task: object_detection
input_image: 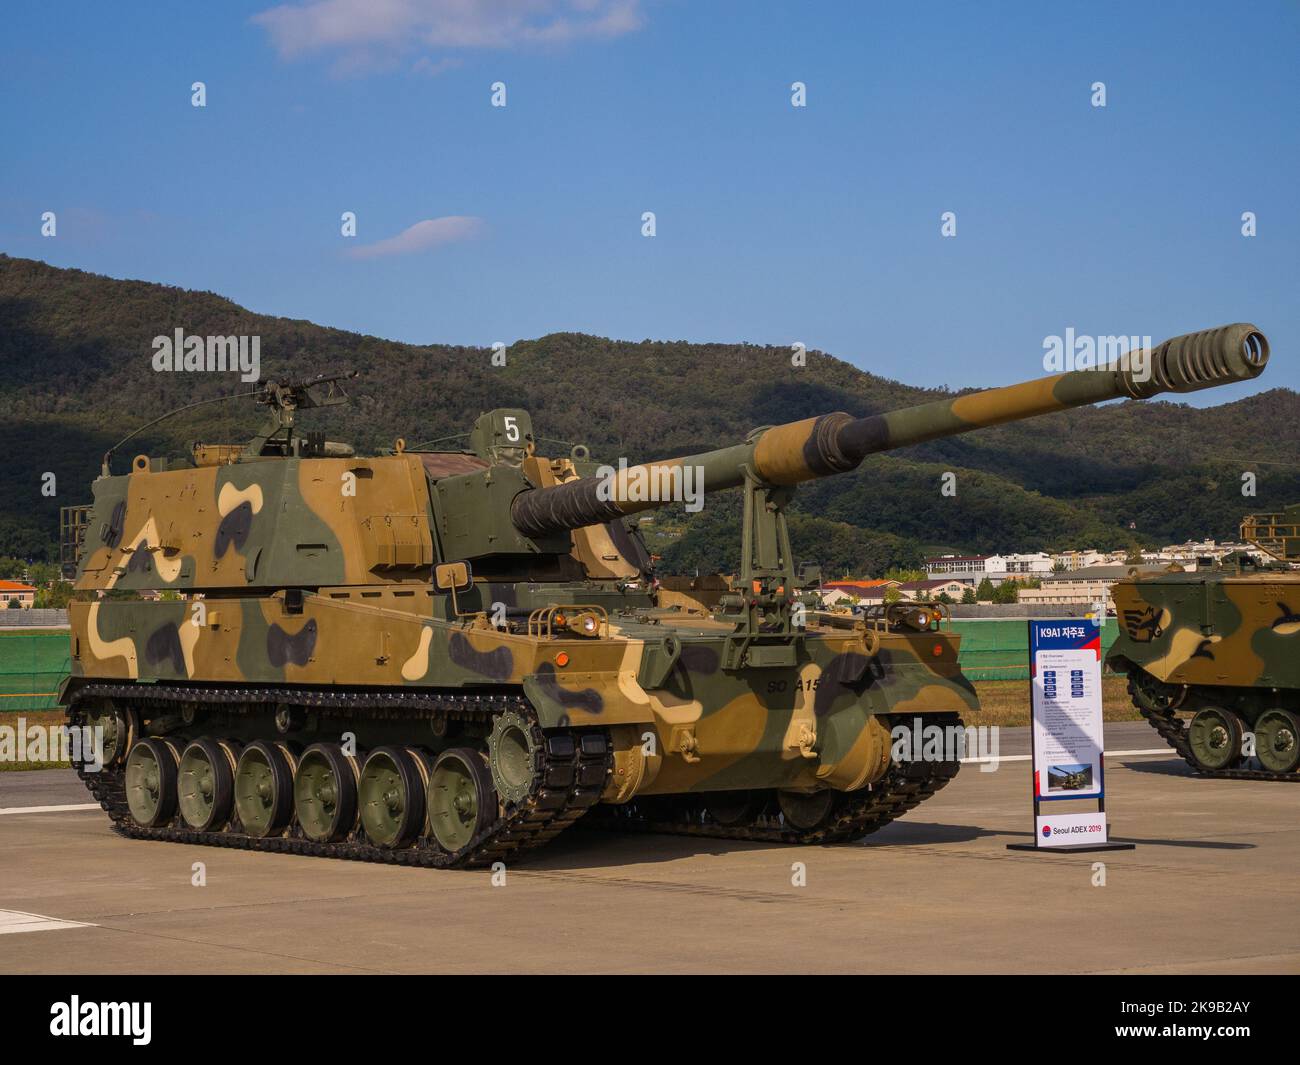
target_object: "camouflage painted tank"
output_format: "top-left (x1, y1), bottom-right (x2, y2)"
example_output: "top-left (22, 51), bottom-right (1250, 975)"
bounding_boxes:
top-left (61, 324), bottom-right (1268, 866)
top-left (1107, 498), bottom-right (1300, 780)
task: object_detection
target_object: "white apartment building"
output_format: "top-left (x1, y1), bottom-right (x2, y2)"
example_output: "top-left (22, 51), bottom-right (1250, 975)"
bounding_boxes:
top-left (925, 555), bottom-right (990, 584)
top-left (926, 552), bottom-right (1054, 586)
top-left (1143, 540), bottom-right (1267, 566)
top-left (998, 552), bottom-right (1054, 580)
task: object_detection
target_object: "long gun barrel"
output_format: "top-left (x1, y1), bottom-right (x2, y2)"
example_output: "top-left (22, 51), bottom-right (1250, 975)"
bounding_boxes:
top-left (511, 323), bottom-right (1269, 538)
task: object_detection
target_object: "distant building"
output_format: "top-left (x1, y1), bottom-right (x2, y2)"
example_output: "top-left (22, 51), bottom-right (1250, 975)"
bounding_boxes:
top-left (0, 580), bottom-right (37, 608)
top-left (997, 552), bottom-right (1054, 581)
top-left (820, 579), bottom-right (898, 608)
top-left (897, 578), bottom-right (968, 602)
top-left (1050, 550), bottom-right (1106, 572)
top-left (1144, 540), bottom-right (1267, 565)
top-left (847, 578), bottom-right (967, 606)
top-left (926, 552), bottom-right (1053, 586)
top-left (1017, 564), bottom-right (1165, 611)
top-left (925, 555), bottom-right (991, 584)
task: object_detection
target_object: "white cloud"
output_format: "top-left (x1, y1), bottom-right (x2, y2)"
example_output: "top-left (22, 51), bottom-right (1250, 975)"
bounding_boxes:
top-left (253, 0), bottom-right (644, 72)
top-left (346, 216), bottom-right (486, 260)
top-left (410, 55), bottom-right (464, 76)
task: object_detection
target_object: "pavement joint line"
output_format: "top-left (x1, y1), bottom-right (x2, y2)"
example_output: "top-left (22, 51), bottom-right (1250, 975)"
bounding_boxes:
top-left (517, 869), bottom-right (800, 904)
top-left (62, 920), bottom-right (397, 974)
top-left (1086, 949), bottom-right (1300, 975)
top-left (856, 843), bottom-right (1289, 879)
top-left (960, 748), bottom-right (1173, 764)
top-left (84, 886), bottom-right (480, 921)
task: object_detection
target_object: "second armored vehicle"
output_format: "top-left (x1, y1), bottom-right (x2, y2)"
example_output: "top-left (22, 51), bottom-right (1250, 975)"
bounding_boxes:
top-left (1108, 500), bottom-right (1299, 779)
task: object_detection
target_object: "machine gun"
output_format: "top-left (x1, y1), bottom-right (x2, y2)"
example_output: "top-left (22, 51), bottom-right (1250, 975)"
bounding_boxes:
top-left (244, 370), bottom-right (359, 458)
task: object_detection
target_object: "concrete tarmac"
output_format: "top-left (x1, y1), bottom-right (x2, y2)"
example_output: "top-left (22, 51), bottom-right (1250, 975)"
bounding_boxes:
top-left (1, 733), bottom-right (1297, 974)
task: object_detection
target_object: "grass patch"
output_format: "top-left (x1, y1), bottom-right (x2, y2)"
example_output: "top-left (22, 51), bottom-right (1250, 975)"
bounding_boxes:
top-left (970, 675), bottom-right (1136, 728)
top-left (0, 708), bottom-right (71, 771)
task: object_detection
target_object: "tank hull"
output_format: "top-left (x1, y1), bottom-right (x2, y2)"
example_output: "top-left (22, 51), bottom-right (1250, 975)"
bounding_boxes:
top-left (68, 592), bottom-right (976, 798)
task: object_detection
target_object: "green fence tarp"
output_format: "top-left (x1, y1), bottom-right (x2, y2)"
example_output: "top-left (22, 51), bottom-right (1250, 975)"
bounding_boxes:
top-left (949, 618), bottom-right (1119, 681)
top-left (0, 623), bottom-right (1115, 707)
top-left (0, 632), bottom-right (71, 712)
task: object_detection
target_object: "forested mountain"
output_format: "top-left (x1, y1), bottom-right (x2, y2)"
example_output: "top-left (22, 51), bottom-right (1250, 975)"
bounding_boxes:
top-left (2, 253), bottom-right (1296, 574)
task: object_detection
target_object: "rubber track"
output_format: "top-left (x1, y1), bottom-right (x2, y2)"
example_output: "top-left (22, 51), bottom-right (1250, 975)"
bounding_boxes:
top-left (67, 682), bottom-right (612, 868)
top-left (584, 716), bottom-right (963, 844)
top-left (1132, 680), bottom-right (1300, 783)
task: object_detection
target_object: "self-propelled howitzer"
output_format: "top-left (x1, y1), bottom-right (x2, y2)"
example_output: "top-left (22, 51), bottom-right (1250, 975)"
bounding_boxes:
top-left (60, 323), bottom-right (1267, 868)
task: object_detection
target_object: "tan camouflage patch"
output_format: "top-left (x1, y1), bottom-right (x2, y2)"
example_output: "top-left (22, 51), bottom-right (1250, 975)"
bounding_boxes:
top-left (86, 602), bottom-right (138, 679)
top-left (401, 625), bottom-right (434, 681)
top-left (217, 481), bottom-right (264, 516)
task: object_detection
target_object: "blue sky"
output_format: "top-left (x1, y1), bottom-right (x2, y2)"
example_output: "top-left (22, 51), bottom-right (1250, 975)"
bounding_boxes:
top-left (1, 0), bottom-right (1296, 401)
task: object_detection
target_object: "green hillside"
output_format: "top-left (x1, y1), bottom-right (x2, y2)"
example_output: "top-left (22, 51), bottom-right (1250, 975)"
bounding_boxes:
top-left (1, 253), bottom-right (1296, 575)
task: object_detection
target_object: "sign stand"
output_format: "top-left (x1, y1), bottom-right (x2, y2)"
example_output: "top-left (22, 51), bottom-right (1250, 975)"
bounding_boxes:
top-left (1007, 618), bottom-right (1135, 854)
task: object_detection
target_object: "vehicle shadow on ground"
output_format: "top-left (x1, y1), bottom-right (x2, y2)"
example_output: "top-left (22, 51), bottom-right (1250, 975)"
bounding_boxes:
top-left (1117, 758), bottom-right (1197, 777)
top-left (533, 818), bottom-right (1007, 867)
top-left (863, 821), bottom-right (1005, 846)
top-left (529, 828), bottom-right (776, 867)
top-left (1106, 835), bottom-right (1254, 850)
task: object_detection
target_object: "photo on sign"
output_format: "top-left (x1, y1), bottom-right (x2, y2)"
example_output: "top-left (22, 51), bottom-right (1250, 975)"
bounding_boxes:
top-left (1047, 762), bottom-right (1093, 792)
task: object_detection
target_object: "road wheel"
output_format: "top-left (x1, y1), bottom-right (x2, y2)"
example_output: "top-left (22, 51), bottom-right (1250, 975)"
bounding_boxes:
top-left (360, 746), bottom-right (428, 848)
top-left (427, 747), bottom-right (496, 855)
top-left (178, 738), bottom-right (240, 831)
top-left (1187, 707), bottom-right (1244, 771)
top-left (778, 788), bottom-right (837, 831)
top-left (294, 743), bottom-right (359, 843)
top-left (1255, 708), bottom-right (1300, 774)
top-left (234, 740), bottom-right (296, 838)
top-left (705, 790), bottom-right (765, 827)
top-left (124, 738), bottom-right (180, 828)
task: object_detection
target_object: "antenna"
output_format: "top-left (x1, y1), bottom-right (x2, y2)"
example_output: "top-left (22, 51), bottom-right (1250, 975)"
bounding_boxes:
top-left (102, 387), bottom-right (261, 476)
top-left (101, 369), bottom-right (358, 475)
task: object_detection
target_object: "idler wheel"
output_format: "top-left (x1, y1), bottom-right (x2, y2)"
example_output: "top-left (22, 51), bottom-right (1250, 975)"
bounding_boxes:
top-left (293, 743), bottom-right (360, 843)
top-left (1130, 672), bottom-right (1179, 713)
top-left (82, 705), bottom-right (137, 768)
top-left (488, 709), bottom-right (541, 807)
top-left (427, 747), bottom-right (497, 855)
top-left (234, 740), bottom-right (297, 838)
top-left (1187, 707), bottom-right (1244, 772)
top-left (178, 738), bottom-right (240, 832)
top-left (124, 738), bottom-right (181, 828)
top-left (1255, 708), bottom-right (1300, 774)
top-left (359, 746), bottom-right (429, 848)
top-left (778, 788), bottom-right (837, 831)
